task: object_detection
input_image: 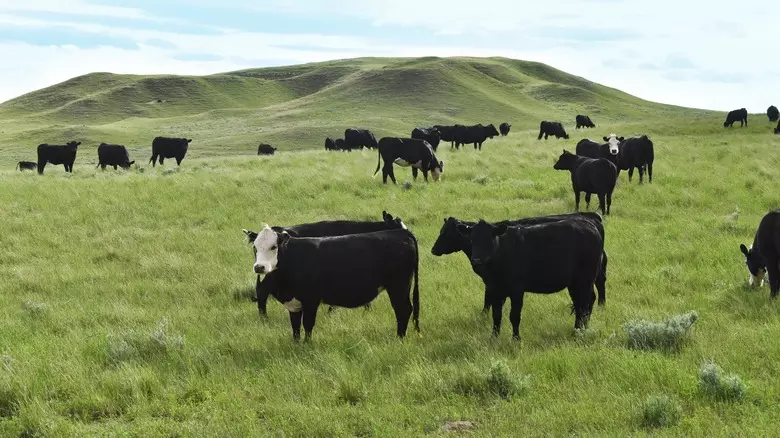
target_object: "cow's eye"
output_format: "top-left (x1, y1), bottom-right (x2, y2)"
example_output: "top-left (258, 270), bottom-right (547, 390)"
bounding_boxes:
top-left (270, 245), bottom-right (277, 250)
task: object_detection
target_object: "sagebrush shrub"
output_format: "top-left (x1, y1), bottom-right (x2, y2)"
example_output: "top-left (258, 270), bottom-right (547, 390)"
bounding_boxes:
top-left (623, 311), bottom-right (698, 352)
top-left (453, 359), bottom-right (531, 400)
top-left (640, 395), bottom-right (681, 429)
top-left (699, 362), bottom-right (746, 402)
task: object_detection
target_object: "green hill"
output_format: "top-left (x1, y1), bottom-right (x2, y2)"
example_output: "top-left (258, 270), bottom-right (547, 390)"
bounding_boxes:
top-left (0, 56), bottom-right (718, 163)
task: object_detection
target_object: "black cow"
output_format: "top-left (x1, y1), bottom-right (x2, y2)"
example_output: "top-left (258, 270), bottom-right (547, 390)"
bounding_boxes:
top-left (575, 138), bottom-right (620, 167)
top-left (538, 121), bottom-right (569, 140)
top-left (257, 144), bottom-right (277, 155)
top-left (454, 124), bottom-right (500, 150)
top-left (249, 226), bottom-right (420, 341)
top-left (335, 138), bottom-right (350, 151)
top-left (374, 137), bottom-right (443, 184)
top-left (411, 127), bottom-right (441, 152)
top-left (325, 137), bottom-right (338, 151)
top-left (576, 115), bottom-right (596, 129)
top-left (740, 210), bottom-right (780, 299)
top-left (455, 218), bottom-right (604, 339)
top-left (768, 105), bottom-right (779, 122)
top-left (149, 137), bottom-right (191, 167)
top-left (432, 125), bottom-right (460, 148)
top-left (244, 211), bottom-right (407, 317)
top-left (16, 161), bottom-right (36, 171)
top-left (96, 143), bottom-right (134, 170)
top-left (431, 213), bottom-right (608, 312)
top-left (345, 128), bottom-right (378, 150)
top-left (612, 134), bottom-right (655, 183)
top-left (499, 122), bottom-right (511, 136)
top-left (724, 108), bottom-right (748, 127)
top-left (554, 150), bottom-right (617, 216)
top-left (36, 141), bottom-right (81, 174)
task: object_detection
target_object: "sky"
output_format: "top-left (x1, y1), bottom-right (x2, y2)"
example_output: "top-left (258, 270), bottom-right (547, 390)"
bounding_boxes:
top-left (0, 0), bottom-right (776, 111)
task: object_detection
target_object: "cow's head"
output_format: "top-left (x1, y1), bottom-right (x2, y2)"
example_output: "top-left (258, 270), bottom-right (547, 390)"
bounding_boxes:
top-left (431, 217), bottom-right (467, 256)
top-left (67, 141), bottom-right (82, 148)
top-left (456, 219), bottom-right (507, 266)
top-left (247, 225), bottom-right (285, 274)
top-left (603, 134), bottom-right (623, 155)
top-left (740, 244), bottom-right (766, 287)
top-left (187, 139), bottom-right (193, 143)
top-left (121, 160), bottom-right (136, 169)
top-left (553, 149), bottom-right (577, 170)
top-left (382, 210), bottom-right (407, 229)
top-left (431, 159), bottom-right (444, 181)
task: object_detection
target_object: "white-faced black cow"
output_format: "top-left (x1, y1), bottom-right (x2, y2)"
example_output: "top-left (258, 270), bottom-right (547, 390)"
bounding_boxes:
top-left (740, 210), bottom-right (780, 299)
top-left (538, 121), bottom-right (569, 140)
top-left (455, 218), bottom-right (604, 339)
top-left (149, 137), bottom-right (191, 167)
top-left (374, 137), bottom-right (443, 184)
top-left (453, 124), bottom-right (500, 150)
top-left (554, 150), bottom-right (617, 216)
top-left (249, 226), bottom-right (420, 341)
top-left (325, 137), bottom-right (338, 151)
top-left (411, 127), bottom-right (441, 151)
top-left (244, 211), bottom-right (408, 317)
top-left (724, 108), bottom-right (748, 127)
top-left (16, 161), bottom-right (36, 171)
top-left (499, 122), bottom-right (511, 136)
top-left (96, 143), bottom-right (135, 170)
top-left (611, 134), bottom-right (655, 183)
top-left (257, 143), bottom-right (277, 155)
top-left (431, 213), bottom-right (608, 312)
top-left (768, 105), bottom-right (779, 122)
top-left (36, 141), bottom-right (81, 174)
top-left (345, 128), bottom-right (378, 150)
top-left (575, 115), bottom-right (596, 129)
top-left (575, 137), bottom-right (620, 168)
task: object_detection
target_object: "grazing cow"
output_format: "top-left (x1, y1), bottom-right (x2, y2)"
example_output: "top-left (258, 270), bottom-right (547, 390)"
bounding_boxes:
top-left (36, 141), bottom-right (81, 174)
top-left (453, 124), bottom-right (500, 150)
top-left (576, 137), bottom-right (620, 167)
top-left (345, 128), bottom-right (378, 150)
top-left (96, 143), bottom-right (134, 170)
top-left (455, 218), bottom-right (604, 339)
top-left (411, 127), bottom-right (441, 151)
top-left (724, 108), bottom-right (748, 127)
top-left (768, 105), bottom-right (779, 122)
top-left (249, 226), bottom-right (420, 341)
top-left (244, 211), bottom-right (407, 317)
top-left (325, 137), bottom-right (338, 151)
top-left (554, 150), bottom-right (617, 216)
top-left (334, 138), bottom-right (350, 151)
top-left (16, 161), bottom-right (36, 171)
top-left (538, 121), bottom-right (570, 140)
top-left (576, 115), bottom-right (596, 129)
top-left (614, 135), bottom-right (655, 183)
top-left (499, 122), bottom-right (511, 136)
top-left (149, 137), bottom-right (191, 167)
top-left (740, 210), bottom-right (780, 299)
top-left (431, 213), bottom-right (608, 312)
top-left (257, 144), bottom-right (277, 155)
top-left (432, 125), bottom-right (460, 148)
top-left (374, 137), bottom-right (443, 184)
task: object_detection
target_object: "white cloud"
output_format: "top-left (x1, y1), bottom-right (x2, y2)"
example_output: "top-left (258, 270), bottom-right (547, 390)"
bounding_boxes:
top-left (0, 0), bottom-right (151, 20)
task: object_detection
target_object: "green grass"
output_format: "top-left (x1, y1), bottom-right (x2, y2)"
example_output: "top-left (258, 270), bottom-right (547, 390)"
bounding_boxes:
top-left (2, 56), bottom-right (780, 436)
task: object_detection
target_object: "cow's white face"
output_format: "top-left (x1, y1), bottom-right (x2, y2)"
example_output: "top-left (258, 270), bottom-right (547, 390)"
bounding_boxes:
top-left (606, 134), bottom-right (620, 155)
top-left (431, 161), bottom-right (443, 181)
top-left (749, 268), bottom-right (766, 287)
top-left (252, 225), bottom-right (279, 274)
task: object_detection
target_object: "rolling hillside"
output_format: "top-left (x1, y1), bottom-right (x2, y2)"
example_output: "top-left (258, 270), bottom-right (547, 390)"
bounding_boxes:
top-left (0, 57), bottom-right (719, 163)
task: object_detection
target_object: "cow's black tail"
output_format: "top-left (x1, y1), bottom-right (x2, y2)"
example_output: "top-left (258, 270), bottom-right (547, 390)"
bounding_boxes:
top-left (410, 230), bottom-right (420, 332)
top-left (373, 148), bottom-right (381, 177)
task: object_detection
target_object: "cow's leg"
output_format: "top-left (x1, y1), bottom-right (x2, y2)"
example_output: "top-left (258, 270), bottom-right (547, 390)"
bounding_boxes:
top-left (255, 276), bottom-right (268, 317)
top-left (569, 286), bottom-right (593, 330)
top-left (628, 167), bottom-right (634, 182)
top-left (388, 167), bottom-right (397, 184)
top-left (585, 192), bottom-right (592, 210)
top-left (388, 285), bottom-right (413, 338)
top-left (37, 161), bottom-right (46, 175)
top-left (302, 303), bottom-right (320, 342)
top-left (537, 129), bottom-right (543, 140)
top-left (421, 169), bottom-right (429, 182)
top-left (573, 187), bottom-right (581, 211)
top-left (176, 157), bottom-right (183, 166)
top-left (289, 311), bottom-right (303, 342)
top-left (597, 193), bottom-right (606, 216)
top-left (638, 165), bottom-right (645, 184)
top-left (606, 190), bottom-right (612, 215)
top-left (596, 252), bottom-right (607, 306)
top-left (159, 157), bottom-right (165, 165)
top-left (412, 167), bottom-right (419, 181)
top-left (768, 259), bottom-right (780, 300)
top-left (648, 162), bottom-right (653, 183)
top-left (113, 165), bottom-right (118, 171)
top-left (491, 294), bottom-right (506, 337)
top-left (508, 290), bottom-right (525, 340)
top-left (150, 155), bottom-right (157, 167)
top-left (482, 281), bottom-right (492, 313)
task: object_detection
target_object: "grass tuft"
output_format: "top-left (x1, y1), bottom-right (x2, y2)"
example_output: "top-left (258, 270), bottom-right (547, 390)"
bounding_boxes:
top-left (699, 361), bottom-right (747, 402)
top-left (623, 311), bottom-right (698, 352)
top-left (640, 395), bottom-right (682, 429)
top-left (453, 359), bottom-right (531, 400)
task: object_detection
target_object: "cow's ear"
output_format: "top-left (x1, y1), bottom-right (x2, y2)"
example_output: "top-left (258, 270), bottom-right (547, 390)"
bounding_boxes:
top-left (492, 224), bottom-right (508, 237)
top-left (619, 137), bottom-right (625, 142)
top-left (382, 210), bottom-right (391, 221)
top-left (242, 229), bottom-right (258, 243)
top-left (187, 139), bottom-right (193, 143)
top-left (740, 244), bottom-right (750, 257)
top-left (439, 160), bottom-right (444, 169)
top-left (456, 224), bottom-right (471, 237)
top-left (603, 136), bottom-right (609, 142)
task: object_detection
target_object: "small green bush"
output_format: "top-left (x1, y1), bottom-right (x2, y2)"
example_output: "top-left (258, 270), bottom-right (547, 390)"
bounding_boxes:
top-left (453, 359), bottom-right (531, 400)
top-left (699, 362), bottom-right (746, 402)
top-left (623, 311), bottom-right (698, 352)
top-left (640, 395), bottom-right (681, 429)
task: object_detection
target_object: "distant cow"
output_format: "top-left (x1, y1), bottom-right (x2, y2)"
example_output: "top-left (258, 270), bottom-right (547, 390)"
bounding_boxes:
top-left (455, 218), bottom-right (604, 339)
top-left (335, 138), bottom-right (349, 151)
top-left (244, 211), bottom-right (407, 317)
top-left (16, 161), bottom-right (36, 171)
top-left (554, 150), bottom-right (617, 216)
top-left (345, 128), bottom-right (378, 150)
top-left (36, 141), bottom-right (81, 174)
top-left (454, 124), bottom-right (500, 150)
top-left (249, 226), bottom-right (420, 341)
top-left (612, 134), bottom-right (655, 183)
top-left (768, 105), bottom-right (779, 122)
top-left (576, 115), bottom-right (596, 129)
top-left (325, 137), bottom-right (338, 151)
top-left (374, 137), bottom-right (443, 184)
top-left (499, 122), bottom-right (511, 136)
top-left (575, 137), bottom-right (620, 167)
top-left (432, 125), bottom-right (460, 148)
top-left (538, 121), bottom-right (569, 140)
top-left (431, 213), bottom-right (608, 313)
top-left (257, 144), bottom-right (277, 155)
top-left (149, 137), bottom-right (191, 167)
top-left (724, 108), bottom-right (748, 127)
top-left (96, 143), bottom-right (134, 170)
top-left (411, 127), bottom-right (441, 151)
top-left (740, 210), bottom-right (780, 299)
